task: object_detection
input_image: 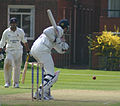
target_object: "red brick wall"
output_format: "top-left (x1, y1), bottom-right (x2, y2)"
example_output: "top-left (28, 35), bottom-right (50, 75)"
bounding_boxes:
top-left (0, 1), bottom-right (8, 36)
top-left (57, 0), bottom-right (73, 21)
top-left (100, 0), bottom-right (120, 31)
top-left (100, 0), bottom-right (108, 10)
top-left (100, 17), bottom-right (120, 31)
top-left (34, 0), bottom-right (57, 40)
top-left (78, 0), bottom-right (101, 8)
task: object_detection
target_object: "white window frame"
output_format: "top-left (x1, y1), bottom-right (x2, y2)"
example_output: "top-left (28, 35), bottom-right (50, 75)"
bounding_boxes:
top-left (8, 5), bottom-right (35, 40)
top-left (108, 0), bottom-right (120, 17)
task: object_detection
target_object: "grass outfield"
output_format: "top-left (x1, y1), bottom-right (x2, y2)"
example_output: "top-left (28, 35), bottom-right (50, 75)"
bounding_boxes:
top-left (0, 66), bottom-right (120, 106)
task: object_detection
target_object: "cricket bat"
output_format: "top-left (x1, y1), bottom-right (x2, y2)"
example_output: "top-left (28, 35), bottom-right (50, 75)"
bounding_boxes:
top-left (21, 54), bottom-right (29, 84)
top-left (47, 9), bottom-right (59, 37)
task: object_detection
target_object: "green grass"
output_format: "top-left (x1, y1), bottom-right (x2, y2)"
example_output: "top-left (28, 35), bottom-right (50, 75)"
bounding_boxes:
top-left (0, 66), bottom-right (120, 106)
top-left (1, 68), bottom-right (120, 92)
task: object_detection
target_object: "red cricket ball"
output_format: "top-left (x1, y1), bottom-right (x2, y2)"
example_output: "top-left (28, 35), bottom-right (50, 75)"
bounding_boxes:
top-left (92, 76), bottom-right (96, 80)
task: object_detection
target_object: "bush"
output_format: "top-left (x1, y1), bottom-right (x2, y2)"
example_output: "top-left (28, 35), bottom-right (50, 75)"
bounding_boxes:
top-left (88, 27), bottom-right (120, 70)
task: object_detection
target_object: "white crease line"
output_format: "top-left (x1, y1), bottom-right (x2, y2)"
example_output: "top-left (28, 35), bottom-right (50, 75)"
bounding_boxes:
top-left (61, 73), bottom-right (120, 77)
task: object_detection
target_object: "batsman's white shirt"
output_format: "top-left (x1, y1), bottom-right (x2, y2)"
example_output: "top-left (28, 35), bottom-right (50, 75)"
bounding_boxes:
top-left (0, 27), bottom-right (27, 51)
top-left (31, 26), bottom-right (63, 54)
top-left (31, 26), bottom-right (63, 76)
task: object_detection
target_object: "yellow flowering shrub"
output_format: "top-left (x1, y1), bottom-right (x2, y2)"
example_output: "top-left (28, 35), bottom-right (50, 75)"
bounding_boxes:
top-left (88, 27), bottom-right (120, 70)
top-left (88, 31), bottom-right (120, 57)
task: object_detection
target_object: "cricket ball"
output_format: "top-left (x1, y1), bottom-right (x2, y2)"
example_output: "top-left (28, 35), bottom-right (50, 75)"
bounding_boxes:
top-left (92, 76), bottom-right (96, 80)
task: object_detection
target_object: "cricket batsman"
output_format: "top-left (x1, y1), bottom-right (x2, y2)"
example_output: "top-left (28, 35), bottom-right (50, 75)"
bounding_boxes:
top-left (30, 19), bottom-right (69, 100)
top-left (0, 17), bottom-right (30, 88)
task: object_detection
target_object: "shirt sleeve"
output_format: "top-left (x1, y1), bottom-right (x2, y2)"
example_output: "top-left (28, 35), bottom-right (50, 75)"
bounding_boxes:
top-left (43, 26), bottom-right (64, 42)
top-left (43, 26), bottom-right (56, 42)
top-left (21, 29), bottom-right (27, 43)
top-left (0, 31), bottom-right (7, 48)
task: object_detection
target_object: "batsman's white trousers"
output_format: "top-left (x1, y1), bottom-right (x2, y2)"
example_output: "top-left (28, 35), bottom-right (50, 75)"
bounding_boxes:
top-left (4, 50), bottom-right (23, 84)
top-left (31, 51), bottom-right (55, 76)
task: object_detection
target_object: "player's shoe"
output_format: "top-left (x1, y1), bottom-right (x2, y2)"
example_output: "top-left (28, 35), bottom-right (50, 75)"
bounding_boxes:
top-left (33, 91), bottom-right (50, 100)
top-left (45, 89), bottom-right (54, 100)
top-left (15, 84), bottom-right (19, 88)
top-left (4, 83), bottom-right (10, 88)
top-left (13, 83), bottom-right (19, 88)
top-left (33, 91), bottom-right (40, 99)
top-left (45, 93), bottom-right (54, 100)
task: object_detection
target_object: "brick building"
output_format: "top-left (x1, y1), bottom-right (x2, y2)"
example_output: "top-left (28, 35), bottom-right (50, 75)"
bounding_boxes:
top-left (92, 0), bottom-right (120, 69)
top-left (0, 0), bottom-right (119, 69)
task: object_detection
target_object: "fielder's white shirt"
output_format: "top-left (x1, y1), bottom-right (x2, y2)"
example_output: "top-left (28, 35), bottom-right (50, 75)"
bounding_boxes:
top-left (0, 27), bottom-right (27, 51)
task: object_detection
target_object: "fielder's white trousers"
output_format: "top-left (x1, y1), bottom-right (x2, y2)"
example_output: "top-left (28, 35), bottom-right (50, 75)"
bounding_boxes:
top-left (4, 50), bottom-right (22, 85)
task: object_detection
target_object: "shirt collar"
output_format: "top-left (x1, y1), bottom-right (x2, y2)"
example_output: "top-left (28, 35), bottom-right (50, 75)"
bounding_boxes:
top-left (9, 27), bottom-right (18, 32)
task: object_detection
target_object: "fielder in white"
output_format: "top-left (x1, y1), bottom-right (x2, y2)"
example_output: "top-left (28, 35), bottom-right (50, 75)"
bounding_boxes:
top-left (31, 19), bottom-right (69, 100)
top-left (0, 17), bottom-right (30, 88)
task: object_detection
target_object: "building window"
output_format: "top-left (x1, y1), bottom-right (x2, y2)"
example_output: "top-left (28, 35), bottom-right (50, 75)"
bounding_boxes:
top-left (8, 5), bottom-right (35, 40)
top-left (108, 0), bottom-right (120, 17)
